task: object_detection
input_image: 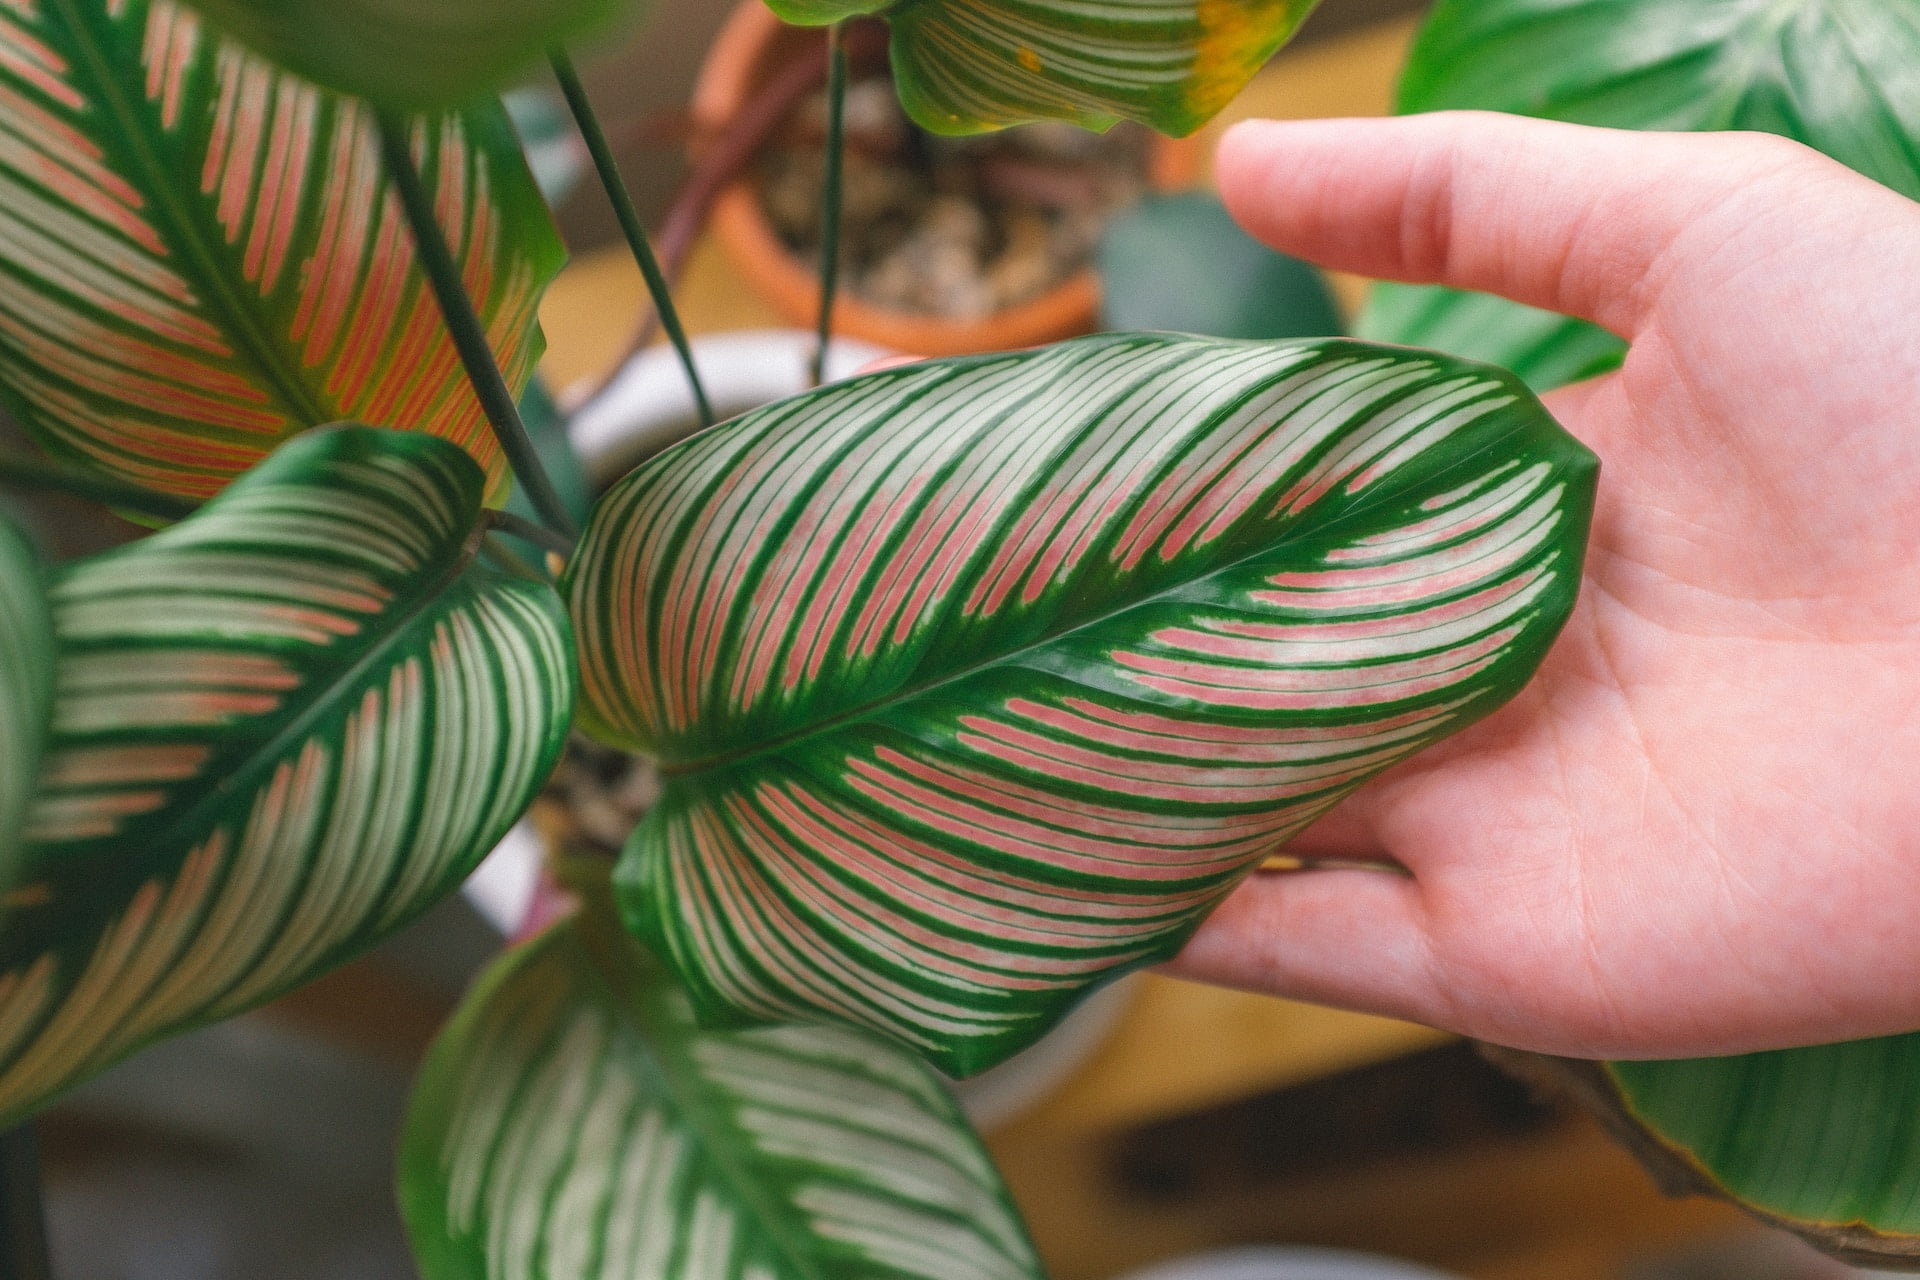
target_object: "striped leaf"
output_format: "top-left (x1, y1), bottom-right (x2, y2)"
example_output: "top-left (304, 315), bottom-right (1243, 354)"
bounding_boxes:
top-left (0, 425), bottom-right (575, 1126)
top-left (763, 0), bottom-right (1322, 137)
top-left (400, 900), bottom-right (1043, 1280)
top-left (1358, 0), bottom-right (1920, 393)
top-left (0, 512), bottom-right (54, 898)
top-left (0, 0), bottom-right (562, 502)
top-left (1494, 1048), bottom-right (1920, 1268)
top-left (568, 333), bottom-right (1598, 1075)
top-left (176, 0), bottom-right (635, 110)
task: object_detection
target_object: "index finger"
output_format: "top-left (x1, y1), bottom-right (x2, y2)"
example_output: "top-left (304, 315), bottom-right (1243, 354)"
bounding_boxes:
top-left (1215, 112), bottom-right (1811, 341)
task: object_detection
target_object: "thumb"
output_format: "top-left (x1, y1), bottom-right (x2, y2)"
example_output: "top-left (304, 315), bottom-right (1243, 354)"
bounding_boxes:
top-left (1216, 112), bottom-right (1810, 340)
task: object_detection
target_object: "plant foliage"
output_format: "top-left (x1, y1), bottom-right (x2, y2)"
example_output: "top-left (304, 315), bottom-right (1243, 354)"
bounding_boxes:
top-left (0, 0), bottom-right (562, 501)
top-left (401, 895), bottom-right (1044, 1280)
top-left (1358, 0), bottom-right (1920, 391)
top-left (175, 0), bottom-right (635, 110)
top-left (0, 427), bottom-right (575, 1126)
top-left (0, 513), bottom-right (53, 899)
top-left (1606, 1043), bottom-right (1920, 1262)
top-left (568, 333), bottom-right (1597, 1076)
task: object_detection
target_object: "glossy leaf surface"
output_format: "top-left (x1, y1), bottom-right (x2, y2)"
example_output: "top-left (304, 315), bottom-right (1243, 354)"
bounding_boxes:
top-left (0, 427), bottom-right (575, 1126)
top-left (0, 513), bottom-right (53, 896)
top-left (762, 0), bottom-right (1321, 137)
top-left (570, 334), bottom-right (1598, 1075)
top-left (177, 0), bottom-right (632, 109)
top-left (1357, 0), bottom-right (1920, 391)
top-left (401, 904), bottom-right (1042, 1280)
top-left (0, 0), bottom-right (561, 501)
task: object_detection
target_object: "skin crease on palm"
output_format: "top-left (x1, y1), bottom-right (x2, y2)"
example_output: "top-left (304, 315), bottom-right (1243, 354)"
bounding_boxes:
top-left (1167, 111), bottom-right (1920, 1062)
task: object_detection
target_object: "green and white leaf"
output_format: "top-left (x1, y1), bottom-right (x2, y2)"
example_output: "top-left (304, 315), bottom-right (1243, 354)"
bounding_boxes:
top-left (763, 0), bottom-right (1322, 137)
top-left (1358, 0), bottom-right (1920, 392)
top-left (400, 901), bottom-right (1043, 1280)
top-left (0, 511), bottom-right (54, 898)
top-left (0, 426), bottom-right (575, 1126)
top-left (569, 333), bottom-right (1597, 1076)
top-left (177, 0), bottom-right (636, 110)
top-left (0, 0), bottom-right (562, 502)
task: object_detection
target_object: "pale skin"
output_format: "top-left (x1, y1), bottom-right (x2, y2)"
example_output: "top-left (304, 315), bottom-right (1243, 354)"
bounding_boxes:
top-left (1170, 111), bottom-right (1920, 1061)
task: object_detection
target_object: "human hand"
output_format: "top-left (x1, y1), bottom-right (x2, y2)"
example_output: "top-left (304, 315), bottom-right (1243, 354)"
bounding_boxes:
top-left (1172, 112), bottom-right (1920, 1060)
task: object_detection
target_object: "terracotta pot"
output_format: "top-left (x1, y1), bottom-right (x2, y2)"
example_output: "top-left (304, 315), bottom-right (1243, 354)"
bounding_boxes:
top-left (691, 1), bottom-right (1201, 357)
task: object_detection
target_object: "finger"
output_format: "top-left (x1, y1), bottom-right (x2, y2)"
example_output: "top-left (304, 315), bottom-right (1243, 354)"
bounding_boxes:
top-left (1215, 112), bottom-right (1803, 340)
top-left (1168, 868), bottom-right (1448, 1029)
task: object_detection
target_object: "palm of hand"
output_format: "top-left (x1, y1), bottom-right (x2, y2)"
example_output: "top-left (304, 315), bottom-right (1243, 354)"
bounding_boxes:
top-left (1177, 117), bottom-right (1920, 1059)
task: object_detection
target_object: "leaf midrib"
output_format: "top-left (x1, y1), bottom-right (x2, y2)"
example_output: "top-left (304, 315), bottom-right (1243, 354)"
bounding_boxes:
top-left (51, 0), bottom-right (333, 428)
top-left (573, 917), bottom-right (837, 1280)
top-left (661, 409), bottom-right (1552, 781)
top-left (12, 517), bottom-right (490, 965)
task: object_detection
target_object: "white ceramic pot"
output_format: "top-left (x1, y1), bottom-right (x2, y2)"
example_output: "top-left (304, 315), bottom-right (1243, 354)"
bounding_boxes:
top-left (1117, 1247), bottom-right (1465, 1280)
top-left (568, 328), bottom-right (894, 486)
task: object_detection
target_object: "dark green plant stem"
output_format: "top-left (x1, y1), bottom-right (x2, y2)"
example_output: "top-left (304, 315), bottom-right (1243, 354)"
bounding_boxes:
top-left (480, 534), bottom-right (547, 584)
top-left (549, 50), bottom-right (714, 430)
top-left (810, 24), bottom-right (850, 389)
top-left (0, 450), bottom-right (197, 523)
top-left (374, 112), bottom-right (579, 541)
top-left (0, 1126), bottom-right (52, 1280)
top-left (484, 508), bottom-right (573, 559)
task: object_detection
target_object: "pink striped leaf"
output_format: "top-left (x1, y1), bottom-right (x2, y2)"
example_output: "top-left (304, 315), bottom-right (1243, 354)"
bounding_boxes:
top-left (401, 888), bottom-right (1043, 1280)
top-left (0, 0), bottom-right (562, 503)
top-left (568, 334), bottom-right (1599, 1076)
top-left (0, 426), bottom-right (575, 1126)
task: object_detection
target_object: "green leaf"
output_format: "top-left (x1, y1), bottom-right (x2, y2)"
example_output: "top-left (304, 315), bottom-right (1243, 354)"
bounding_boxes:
top-left (764, 0), bottom-right (1323, 137)
top-left (175, 0), bottom-right (634, 110)
top-left (0, 426), bottom-right (576, 1126)
top-left (568, 333), bottom-right (1598, 1075)
top-left (1356, 0), bottom-right (1920, 392)
top-left (0, 513), bottom-right (54, 898)
top-left (400, 902), bottom-right (1044, 1280)
top-left (1098, 192), bottom-right (1343, 340)
top-left (1358, 286), bottom-right (1625, 397)
top-left (1490, 1048), bottom-right (1920, 1268)
top-left (0, 0), bottom-right (563, 504)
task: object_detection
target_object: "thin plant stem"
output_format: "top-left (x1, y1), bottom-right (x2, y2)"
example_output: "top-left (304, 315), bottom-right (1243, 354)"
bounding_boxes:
top-left (484, 508), bottom-right (573, 559)
top-left (0, 450), bottom-right (198, 524)
top-left (480, 534), bottom-right (547, 584)
top-left (0, 1126), bottom-right (53, 1280)
top-left (572, 50), bottom-right (828, 411)
top-left (549, 50), bottom-right (714, 429)
top-left (374, 112), bottom-right (579, 540)
top-left (811, 24), bottom-right (850, 389)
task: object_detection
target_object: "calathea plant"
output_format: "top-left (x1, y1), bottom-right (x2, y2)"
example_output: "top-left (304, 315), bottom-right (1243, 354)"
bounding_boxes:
top-left (0, 0), bottom-right (1907, 1274)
